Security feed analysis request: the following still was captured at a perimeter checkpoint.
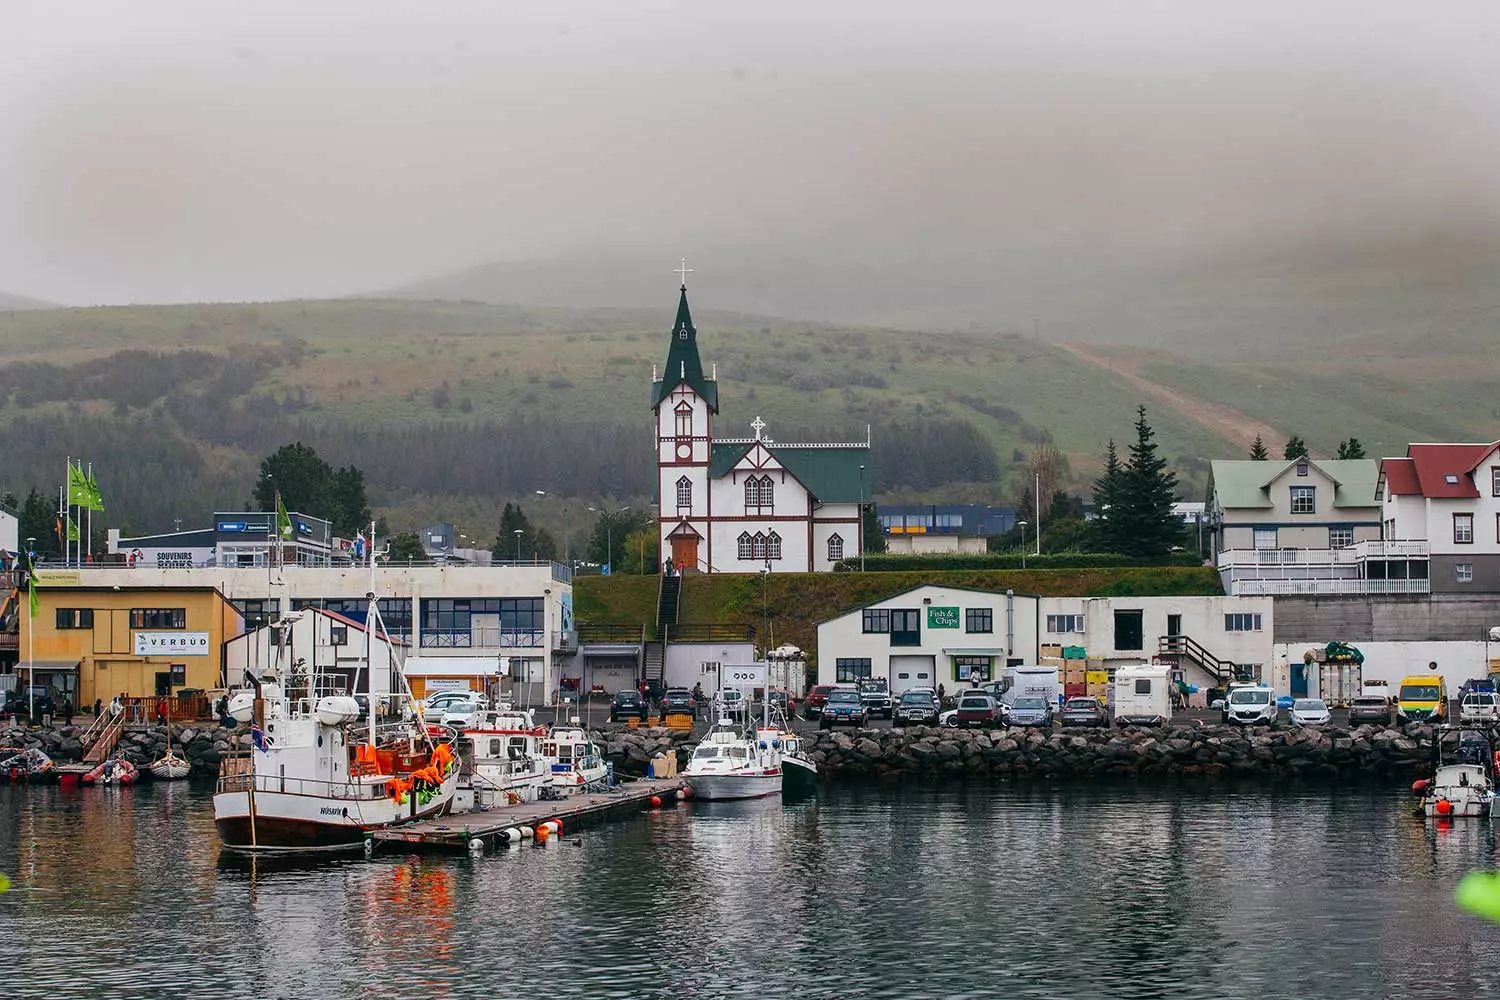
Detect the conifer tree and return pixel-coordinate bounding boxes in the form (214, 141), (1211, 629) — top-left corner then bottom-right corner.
(1249, 435), (1269, 461)
(1283, 435), (1309, 460)
(1090, 439), (1124, 553)
(1336, 438), (1366, 460)
(1118, 406), (1181, 558)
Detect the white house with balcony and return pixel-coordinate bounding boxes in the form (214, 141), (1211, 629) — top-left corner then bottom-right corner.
(1379, 442), (1500, 593)
(224, 607), (405, 706)
(1207, 458), (1414, 596)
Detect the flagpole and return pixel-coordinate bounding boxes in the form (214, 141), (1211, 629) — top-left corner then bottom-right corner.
(87, 462), (94, 566)
(27, 552), (34, 722)
(63, 456), (70, 568)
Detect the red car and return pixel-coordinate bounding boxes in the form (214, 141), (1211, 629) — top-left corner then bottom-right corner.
(955, 692), (1003, 729)
(804, 685), (836, 719)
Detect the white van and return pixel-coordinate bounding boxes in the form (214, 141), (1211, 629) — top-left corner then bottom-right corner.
(1000, 666), (1061, 709)
(1112, 663), (1171, 727)
(1225, 684), (1277, 726)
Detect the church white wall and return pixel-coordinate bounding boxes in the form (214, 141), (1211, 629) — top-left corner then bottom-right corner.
(711, 521), (811, 573)
(811, 514), (860, 572)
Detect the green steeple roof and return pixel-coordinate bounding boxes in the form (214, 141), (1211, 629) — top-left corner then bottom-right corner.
(651, 285), (718, 411)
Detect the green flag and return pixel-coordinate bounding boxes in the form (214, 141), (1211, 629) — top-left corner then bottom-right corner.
(86, 469), (105, 511)
(65, 515), (79, 542)
(67, 462), (92, 508)
(22, 549), (38, 619)
(276, 494), (293, 539)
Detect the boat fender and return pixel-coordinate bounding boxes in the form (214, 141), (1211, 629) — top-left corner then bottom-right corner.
(675, 789), (685, 801)
(468, 839), (485, 853)
(549, 817), (564, 833)
(536, 826), (549, 843)
(681, 785), (692, 799)
(1437, 798), (1454, 816)
(1412, 779), (1431, 796)
(519, 826), (534, 839)
(502, 827), (521, 844)
(649, 795), (662, 808)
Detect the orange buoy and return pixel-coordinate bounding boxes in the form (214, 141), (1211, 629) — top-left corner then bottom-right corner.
(536, 825), (550, 842)
(1437, 798), (1454, 816)
(650, 795), (662, 808)
(549, 817), (563, 831)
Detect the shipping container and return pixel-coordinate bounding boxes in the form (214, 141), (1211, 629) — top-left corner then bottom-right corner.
(1040, 644), (1064, 659)
(1317, 660), (1363, 706)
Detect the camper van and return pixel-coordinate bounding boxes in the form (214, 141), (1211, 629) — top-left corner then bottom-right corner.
(1000, 666), (1061, 709)
(1112, 663), (1171, 727)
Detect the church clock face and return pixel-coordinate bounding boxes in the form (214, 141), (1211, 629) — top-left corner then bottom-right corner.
(677, 443), (691, 459)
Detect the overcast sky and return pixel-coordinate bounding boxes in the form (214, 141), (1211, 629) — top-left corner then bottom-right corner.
(4, 1), (1500, 306)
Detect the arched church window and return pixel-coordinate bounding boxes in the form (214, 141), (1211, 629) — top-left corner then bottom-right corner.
(674, 402), (692, 439)
(767, 531), (782, 560)
(760, 476), (774, 509)
(738, 532), (752, 560)
(744, 476), (759, 508)
(676, 476), (692, 512)
(828, 533), (844, 561)
(751, 532), (767, 561)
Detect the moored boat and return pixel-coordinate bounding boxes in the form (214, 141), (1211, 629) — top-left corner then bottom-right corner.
(85, 756), (140, 785)
(777, 729), (818, 795)
(683, 718), (782, 801)
(542, 726), (608, 797)
(455, 708), (552, 811)
(0, 747), (59, 783)
(1414, 726), (1497, 819)
(150, 705), (192, 780)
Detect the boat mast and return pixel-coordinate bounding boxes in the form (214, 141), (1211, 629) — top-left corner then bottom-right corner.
(366, 522), (378, 749)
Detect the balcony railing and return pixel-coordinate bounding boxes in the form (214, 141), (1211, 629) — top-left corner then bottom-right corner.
(1351, 539), (1430, 559)
(1218, 541), (1430, 571)
(1229, 578), (1431, 596)
(420, 628), (546, 649)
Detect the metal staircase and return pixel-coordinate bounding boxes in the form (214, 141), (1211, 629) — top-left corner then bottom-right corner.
(1156, 634), (1236, 686)
(643, 574), (682, 691)
(82, 713), (126, 763)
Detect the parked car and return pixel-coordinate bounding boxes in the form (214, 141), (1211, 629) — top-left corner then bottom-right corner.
(804, 685), (836, 719)
(1460, 691), (1500, 725)
(1008, 696), (1054, 728)
(719, 688), (746, 715)
(1288, 698), (1331, 726)
(955, 692), (1003, 729)
(858, 678), (894, 719)
(610, 689), (647, 722)
(661, 687), (698, 719)
(1348, 696), (1393, 725)
(1060, 697), (1107, 728)
(441, 696), (488, 730)
(4, 686), (56, 718)
(819, 689), (869, 729)
(422, 691), (478, 723)
(894, 690), (941, 727)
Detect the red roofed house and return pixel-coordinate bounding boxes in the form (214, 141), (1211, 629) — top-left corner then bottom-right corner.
(1379, 442), (1500, 592)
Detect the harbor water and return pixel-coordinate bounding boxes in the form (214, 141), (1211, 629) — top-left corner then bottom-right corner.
(3, 781), (1500, 999)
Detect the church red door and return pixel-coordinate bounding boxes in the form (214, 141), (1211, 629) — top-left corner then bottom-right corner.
(671, 535), (699, 573)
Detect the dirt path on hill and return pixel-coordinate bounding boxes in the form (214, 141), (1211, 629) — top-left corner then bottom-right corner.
(1058, 342), (1281, 450)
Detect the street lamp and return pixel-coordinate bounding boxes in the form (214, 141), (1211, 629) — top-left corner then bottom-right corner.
(761, 565), (770, 660)
(513, 528), (525, 563)
(587, 505), (631, 574)
(858, 465), (867, 572)
(1017, 520), (1028, 570)
(535, 490), (570, 566)
(24, 536), (36, 720)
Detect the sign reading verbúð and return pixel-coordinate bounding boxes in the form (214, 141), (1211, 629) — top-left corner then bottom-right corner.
(134, 632), (211, 656)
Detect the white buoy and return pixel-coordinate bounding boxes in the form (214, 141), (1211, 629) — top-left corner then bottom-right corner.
(520, 825), (534, 839)
(363, 839), (374, 856)
(502, 827), (522, 844)
(468, 838), (484, 852)
(540, 820), (559, 836)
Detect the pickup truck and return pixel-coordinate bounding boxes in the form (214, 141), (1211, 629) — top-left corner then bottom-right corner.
(858, 679), (893, 719)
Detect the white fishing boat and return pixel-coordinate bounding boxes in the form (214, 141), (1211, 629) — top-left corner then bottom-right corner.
(454, 708), (552, 811)
(542, 727), (608, 797)
(683, 718), (783, 801)
(1415, 727), (1497, 819)
(149, 704), (191, 780)
(213, 595), (462, 852)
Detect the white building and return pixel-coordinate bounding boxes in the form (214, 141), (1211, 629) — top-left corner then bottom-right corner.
(0, 506), (17, 556)
(1380, 442), (1500, 592)
(224, 607), (406, 705)
(816, 585), (1040, 695)
(1036, 596), (1276, 688)
(651, 280), (871, 574)
(35, 563), (574, 703)
(1208, 458), (1400, 596)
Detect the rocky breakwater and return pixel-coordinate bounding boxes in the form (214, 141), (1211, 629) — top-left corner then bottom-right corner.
(803, 722), (1436, 783)
(592, 725), (698, 777)
(1, 723), (244, 776)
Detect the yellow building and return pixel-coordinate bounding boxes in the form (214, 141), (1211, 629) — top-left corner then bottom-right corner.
(18, 582), (243, 707)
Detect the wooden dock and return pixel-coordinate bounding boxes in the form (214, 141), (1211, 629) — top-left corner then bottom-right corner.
(368, 777), (688, 853)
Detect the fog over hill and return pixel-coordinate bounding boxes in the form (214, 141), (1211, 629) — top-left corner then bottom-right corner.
(5, 0), (1500, 359)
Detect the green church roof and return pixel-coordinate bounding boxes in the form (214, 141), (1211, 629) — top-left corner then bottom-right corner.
(651, 286), (718, 412)
(709, 441), (871, 504)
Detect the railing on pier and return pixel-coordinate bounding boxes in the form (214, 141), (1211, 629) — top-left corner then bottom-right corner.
(83, 714), (126, 763)
(115, 694), (214, 723)
(664, 623), (757, 643)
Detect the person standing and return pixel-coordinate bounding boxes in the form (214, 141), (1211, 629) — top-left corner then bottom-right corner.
(62, 697), (73, 728)
(93, 697), (102, 720)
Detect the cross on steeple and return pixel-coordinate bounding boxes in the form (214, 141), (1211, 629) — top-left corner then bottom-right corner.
(675, 258), (694, 288)
(751, 415), (766, 440)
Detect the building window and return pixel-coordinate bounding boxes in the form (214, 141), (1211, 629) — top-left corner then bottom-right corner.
(55, 608), (94, 629)
(676, 476), (692, 512)
(1457, 563), (1474, 583)
(1045, 614), (1085, 633)
(738, 532), (752, 560)
(170, 664), (187, 686)
(1290, 487), (1315, 514)
(862, 609), (891, 634)
(745, 475), (774, 511)
(749, 532), (767, 561)
(954, 656), (991, 682)
(329, 625), (349, 647)
(674, 402), (692, 439)
(420, 597), (544, 648)
(827, 534), (844, 561)
(1224, 613), (1263, 632)
(293, 598), (412, 641)
(1328, 527), (1354, 549)
(890, 609), (921, 646)
(766, 531), (782, 560)
(965, 608), (994, 633)
(131, 608), (186, 629)
(1253, 528), (1277, 550)
(1455, 514), (1474, 544)
(835, 658), (872, 683)
(1296, 462), (1309, 476)
(1493, 467), (1500, 497)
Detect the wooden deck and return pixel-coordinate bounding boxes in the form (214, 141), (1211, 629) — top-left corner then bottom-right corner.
(367, 777), (688, 853)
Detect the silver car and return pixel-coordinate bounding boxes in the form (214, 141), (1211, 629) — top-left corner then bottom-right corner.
(1288, 698), (1331, 726)
(423, 691), (478, 723)
(1008, 696), (1053, 728)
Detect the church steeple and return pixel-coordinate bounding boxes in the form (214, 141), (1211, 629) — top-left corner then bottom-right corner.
(651, 266), (718, 412)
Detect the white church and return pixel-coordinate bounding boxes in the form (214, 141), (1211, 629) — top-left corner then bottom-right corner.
(652, 274), (871, 574)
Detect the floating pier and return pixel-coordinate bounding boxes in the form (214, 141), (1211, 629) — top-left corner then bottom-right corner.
(368, 777), (689, 853)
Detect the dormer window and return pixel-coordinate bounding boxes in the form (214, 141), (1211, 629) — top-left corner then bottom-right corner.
(1296, 462), (1309, 477)
(744, 474), (774, 511)
(674, 401), (693, 439)
(679, 326), (688, 341)
(1445, 474), (1460, 485)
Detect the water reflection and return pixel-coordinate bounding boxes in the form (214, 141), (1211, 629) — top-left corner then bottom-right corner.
(4, 783), (1500, 999)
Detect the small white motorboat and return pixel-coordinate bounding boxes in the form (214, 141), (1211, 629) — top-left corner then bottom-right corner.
(542, 727), (608, 797)
(149, 750), (192, 781)
(683, 718), (782, 801)
(1416, 727), (1497, 818)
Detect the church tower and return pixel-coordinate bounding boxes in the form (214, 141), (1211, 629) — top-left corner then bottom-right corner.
(651, 266), (716, 573)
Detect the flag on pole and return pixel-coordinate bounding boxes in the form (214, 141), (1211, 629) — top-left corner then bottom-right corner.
(65, 515), (79, 542)
(86, 468), (105, 511)
(21, 548), (38, 619)
(67, 461), (92, 508)
(601, 563), (611, 576)
(276, 494), (294, 539)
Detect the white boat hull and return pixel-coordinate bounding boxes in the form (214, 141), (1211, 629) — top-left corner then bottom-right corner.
(214, 770), (461, 851)
(1423, 763), (1494, 818)
(149, 756), (192, 780)
(684, 768), (782, 801)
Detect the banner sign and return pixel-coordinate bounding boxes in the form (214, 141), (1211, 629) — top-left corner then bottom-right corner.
(927, 606), (960, 629)
(134, 632), (211, 656)
(721, 663), (768, 686)
(34, 570), (81, 586)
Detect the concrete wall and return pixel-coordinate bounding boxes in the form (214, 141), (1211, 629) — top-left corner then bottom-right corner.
(1432, 554), (1500, 594)
(884, 534), (988, 555)
(1271, 594), (1500, 642)
(664, 641), (757, 691)
(1275, 640), (1491, 692)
